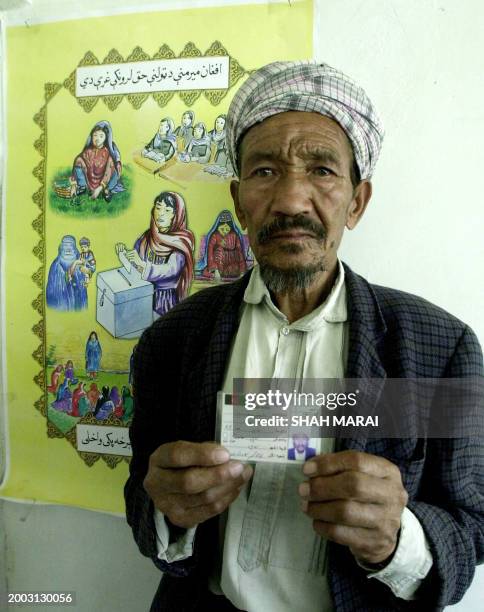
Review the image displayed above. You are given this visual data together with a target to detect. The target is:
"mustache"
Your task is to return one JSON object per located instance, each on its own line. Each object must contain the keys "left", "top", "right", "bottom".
{"left": 257, "top": 215, "right": 326, "bottom": 245}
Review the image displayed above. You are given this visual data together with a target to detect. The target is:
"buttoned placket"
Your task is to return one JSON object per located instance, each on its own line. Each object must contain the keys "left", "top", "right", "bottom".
{"left": 238, "top": 306, "right": 328, "bottom": 575}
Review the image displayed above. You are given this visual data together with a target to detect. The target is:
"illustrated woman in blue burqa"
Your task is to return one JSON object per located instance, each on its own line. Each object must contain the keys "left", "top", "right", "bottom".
{"left": 85, "top": 331, "right": 102, "bottom": 378}
{"left": 46, "top": 235, "right": 88, "bottom": 311}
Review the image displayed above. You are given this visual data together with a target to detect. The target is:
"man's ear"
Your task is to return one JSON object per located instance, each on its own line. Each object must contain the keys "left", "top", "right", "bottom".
{"left": 230, "top": 179, "right": 247, "bottom": 229}
{"left": 346, "top": 180, "right": 372, "bottom": 229}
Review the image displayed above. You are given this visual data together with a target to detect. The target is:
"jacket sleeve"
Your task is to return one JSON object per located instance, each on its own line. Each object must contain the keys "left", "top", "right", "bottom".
{"left": 124, "top": 325, "right": 197, "bottom": 577}
{"left": 408, "top": 325, "right": 484, "bottom": 607}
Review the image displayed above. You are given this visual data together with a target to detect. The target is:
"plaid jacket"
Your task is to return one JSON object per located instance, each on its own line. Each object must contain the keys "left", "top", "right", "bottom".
{"left": 125, "top": 264, "right": 484, "bottom": 611}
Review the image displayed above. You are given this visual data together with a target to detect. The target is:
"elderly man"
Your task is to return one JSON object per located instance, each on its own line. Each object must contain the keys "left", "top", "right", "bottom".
{"left": 125, "top": 62, "right": 483, "bottom": 611}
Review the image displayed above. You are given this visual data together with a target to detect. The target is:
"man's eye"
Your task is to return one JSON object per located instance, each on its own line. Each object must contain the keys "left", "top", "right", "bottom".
{"left": 252, "top": 167, "right": 274, "bottom": 177}
{"left": 313, "top": 167, "right": 332, "bottom": 177}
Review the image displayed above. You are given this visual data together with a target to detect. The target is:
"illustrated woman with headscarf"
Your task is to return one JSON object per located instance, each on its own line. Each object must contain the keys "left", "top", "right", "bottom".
{"left": 51, "top": 378, "right": 72, "bottom": 413}
{"left": 116, "top": 191, "right": 194, "bottom": 317}
{"left": 198, "top": 210, "right": 247, "bottom": 281}
{"left": 47, "top": 364, "right": 64, "bottom": 394}
{"left": 142, "top": 117, "right": 177, "bottom": 165}
{"left": 71, "top": 382, "right": 87, "bottom": 417}
{"left": 208, "top": 114, "right": 228, "bottom": 165}
{"left": 94, "top": 386, "right": 115, "bottom": 420}
{"left": 203, "top": 114, "right": 235, "bottom": 178}
{"left": 46, "top": 235, "right": 88, "bottom": 311}
{"left": 178, "top": 122, "right": 211, "bottom": 164}
{"left": 70, "top": 120, "right": 124, "bottom": 202}
{"left": 85, "top": 331, "right": 102, "bottom": 379}
{"left": 174, "top": 110, "right": 195, "bottom": 150}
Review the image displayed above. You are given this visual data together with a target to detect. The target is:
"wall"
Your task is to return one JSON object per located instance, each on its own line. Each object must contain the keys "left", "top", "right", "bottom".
{"left": 1, "top": 1, "right": 483, "bottom": 610}
{"left": 316, "top": 0, "right": 484, "bottom": 346}
{"left": 0, "top": 500, "right": 160, "bottom": 611}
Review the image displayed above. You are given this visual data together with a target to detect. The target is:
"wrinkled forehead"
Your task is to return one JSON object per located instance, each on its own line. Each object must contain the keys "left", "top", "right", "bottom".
{"left": 238, "top": 111, "right": 354, "bottom": 165}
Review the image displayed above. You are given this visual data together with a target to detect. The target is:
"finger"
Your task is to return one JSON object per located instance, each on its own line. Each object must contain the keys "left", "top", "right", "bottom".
{"left": 312, "top": 521, "right": 373, "bottom": 549}
{"left": 151, "top": 441, "right": 231, "bottom": 469}
{"left": 166, "top": 465, "right": 253, "bottom": 509}
{"left": 165, "top": 485, "right": 245, "bottom": 529}
{"left": 304, "top": 499, "right": 384, "bottom": 529}
{"left": 147, "top": 460, "right": 249, "bottom": 496}
{"left": 303, "top": 451, "right": 400, "bottom": 480}
{"left": 299, "top": 471, "right": 400, "bottom": 505}
{"left": 311, "top": 521, "right": 398, "bottom": 564}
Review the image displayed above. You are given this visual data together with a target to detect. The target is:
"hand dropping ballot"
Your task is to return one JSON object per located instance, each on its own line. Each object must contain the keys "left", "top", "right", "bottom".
{"left": 96, "top": 247, "right": 153, "bottom": 339}
{"left": 216, "top": 392, "right": 321, "bottom": 464}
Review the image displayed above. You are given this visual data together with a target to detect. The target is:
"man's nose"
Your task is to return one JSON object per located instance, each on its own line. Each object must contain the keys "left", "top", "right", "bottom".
{"left": 269, "top": 171, "right": 313, "bottom": 216}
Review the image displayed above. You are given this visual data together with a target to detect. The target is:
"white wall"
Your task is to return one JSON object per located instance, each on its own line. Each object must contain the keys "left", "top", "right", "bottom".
{"left": 1, "top": 1, "right": 483, "bottom": 610}
{"left": 0, "top": 500, "right": 160, "bottom": 611}
{"left": 316, "top": 0, "right": 484, "bottom": 346}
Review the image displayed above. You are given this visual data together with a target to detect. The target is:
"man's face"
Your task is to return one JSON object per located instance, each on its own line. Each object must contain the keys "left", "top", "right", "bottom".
{"left": 293, "top": 435, "right": 309, "bottom": 453}
{"left": 230, "top": 112, "right": 371, "bottom": 287}
{"left": 215, "top": 116, "right": 226, "bottom": 132}
{"left": 194, "top": 125, "right": 204, "bottom": 139}
{"left": 80, "top": 244, "right": 89, "bottom": 253}
{"left": 182, "top": 113, "right": 191, "bottom": 127}
{"left": 92, "top": 129, "right": 106, "bottom": 148}
{"left": 154, "top": 201, "right": 175, "bottom": 231}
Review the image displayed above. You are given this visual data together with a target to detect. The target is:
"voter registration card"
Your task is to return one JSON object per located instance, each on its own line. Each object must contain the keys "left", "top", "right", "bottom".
{"left": 215, "top": 392, "right": 321, "bottom": 464}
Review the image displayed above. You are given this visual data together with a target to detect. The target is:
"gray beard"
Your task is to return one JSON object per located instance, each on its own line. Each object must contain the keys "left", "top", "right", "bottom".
{"left": 259, "top": 261, "right": 326, "bottom": 293}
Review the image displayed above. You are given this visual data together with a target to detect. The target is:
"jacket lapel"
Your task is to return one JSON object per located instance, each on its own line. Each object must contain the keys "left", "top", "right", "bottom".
{"left": 186, "top": 275, "right": 251, "bottom": 441}
{"left": 340, "top": 264, "right": 387, "bottom": 451}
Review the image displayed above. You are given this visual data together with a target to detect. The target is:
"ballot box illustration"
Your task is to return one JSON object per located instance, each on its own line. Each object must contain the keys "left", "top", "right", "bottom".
{"left": 96, "top": 265, "right": 154, "bottom": 339}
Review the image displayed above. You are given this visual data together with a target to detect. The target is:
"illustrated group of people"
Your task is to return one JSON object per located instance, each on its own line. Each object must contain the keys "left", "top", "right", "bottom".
{"left": 64, "top": 111, "right": 232, "bottom": 206}
{"left": 51, "top": 379, "right": 133, "bottom": 423}
{"left": 115, "top": 193, "right": 251, "bottom": 317}
{"left": 48, "top": 107, "right": 250, "bottom": 325}
{"left": 45, "top": 105, "right": 248, "bottom": 444}
{"left": 142, "top": 111, "right": 233, "bottom": 176}
{"left": 46, "top": 331, "right": 131, "bottom": 423}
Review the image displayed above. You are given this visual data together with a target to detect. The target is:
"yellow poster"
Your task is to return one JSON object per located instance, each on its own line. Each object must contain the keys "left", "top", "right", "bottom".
{"left": 0, "top": 1, "right": 313, "bottom": 513}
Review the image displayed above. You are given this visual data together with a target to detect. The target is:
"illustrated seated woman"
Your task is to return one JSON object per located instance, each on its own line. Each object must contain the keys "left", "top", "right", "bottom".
{"left": 139, "top": 117, "right": 177, "bottom": 168}
{"left": 174, "top": 110, "right": 195, "bottom": 150}
{"left": 204, "top": 114, "right": 235, "bottom": 178}
{"left": 196, "top": 210, "right": 248, "bottom": 281}
{"left": 177, "top": 122, "right": 211, "bottom": 164}
{"left": 70, "top": 120, "right": 124, "bottom": 202}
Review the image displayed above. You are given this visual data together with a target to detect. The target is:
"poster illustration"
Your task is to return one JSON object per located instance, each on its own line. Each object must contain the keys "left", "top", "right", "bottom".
{"left": 1, "top": 1, "right": 313, "bottom": 512}
{"left": 42, "top": 42, "right": 250, "bottom": 470}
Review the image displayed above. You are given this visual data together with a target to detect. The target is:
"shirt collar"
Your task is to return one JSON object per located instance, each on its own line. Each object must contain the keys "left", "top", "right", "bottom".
{"left": 243, "top": 260, "right": 347, "bottom": 328}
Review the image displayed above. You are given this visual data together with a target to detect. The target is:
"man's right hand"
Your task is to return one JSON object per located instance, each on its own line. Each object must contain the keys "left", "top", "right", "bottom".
{"left": 143, "top": 441, "right": 253, "bottom": 529}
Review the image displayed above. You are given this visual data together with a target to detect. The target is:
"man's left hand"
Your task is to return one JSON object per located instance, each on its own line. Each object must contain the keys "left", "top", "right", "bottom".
{"left": 299, "top": 450, "right": 408, "bottom": 565}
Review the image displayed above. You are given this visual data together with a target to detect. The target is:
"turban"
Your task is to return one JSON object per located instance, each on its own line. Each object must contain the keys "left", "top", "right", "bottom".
{"left": 226, "top": 61, "right": 384, "bottom": 180}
